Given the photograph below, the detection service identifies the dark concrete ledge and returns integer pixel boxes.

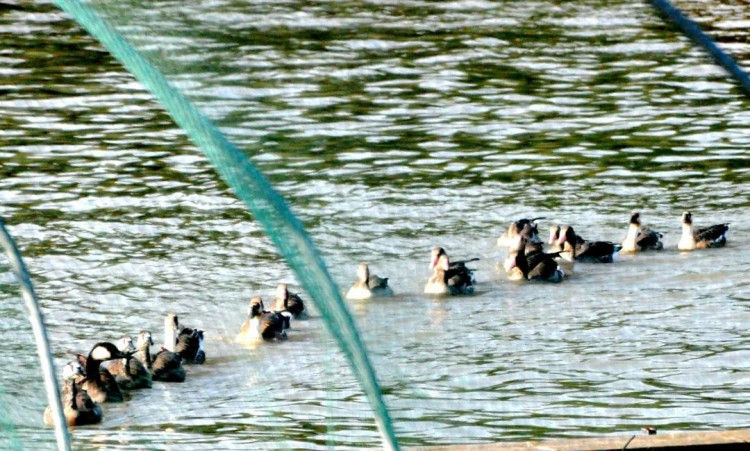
[409,429,750,450]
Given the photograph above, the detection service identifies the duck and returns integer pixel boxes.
[133,330,154,371]
[345,263,394,300]
[549,224,621,264]
[238,296,289,342]
[152,315,187,382]
[173,315,205,364]
[77,342,128,404]
[549,225,577,276]
[106,335,152,390]
[497,216,545,248]
[425,247,476,295]
[272,283,306,320]
[621,211,664,252]
[678,211,729,250]
[44,361,103,427]
[502,235,530,281]
[506,232,565,283]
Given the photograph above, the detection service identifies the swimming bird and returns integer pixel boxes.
[173,316,205,364]
[677,211,729,250]
[549,224,621,264]
[505,233,564,283]
[425,247,476,295]
[497,217,545,248]
[152,315,187,382]
[238,296,289,342]
[345,263,393,300]
[107,335,152,390]
[621,212,664,252]
[273,283,306,320]
[77,342,128,403]
[44,361,102,427]
[503,236,530,281]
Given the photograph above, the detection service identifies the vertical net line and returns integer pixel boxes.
[0,217,71,451]
[51,0,399,448]
[649,0,750,97]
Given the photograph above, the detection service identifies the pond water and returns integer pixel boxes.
[1,0,750,449]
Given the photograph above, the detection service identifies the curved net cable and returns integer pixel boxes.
[51,0,398,449]
[0,217,70,451]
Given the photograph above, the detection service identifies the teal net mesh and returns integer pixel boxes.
[2,0,750,449]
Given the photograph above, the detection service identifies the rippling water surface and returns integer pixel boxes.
[1,0,750,448]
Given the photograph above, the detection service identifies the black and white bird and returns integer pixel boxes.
[106,335,152,390]
[77,342,128,404]
[425,247,477,295]
[677,211,729,250]
[273,283,306,320]
[238,296,289,342]
[621,212,664,252]
[152,315,187,382]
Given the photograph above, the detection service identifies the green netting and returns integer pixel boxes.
[49,0,397,449]
[0,219,69,450]
[4,0,750,449]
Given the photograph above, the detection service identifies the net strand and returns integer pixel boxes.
[0,217,71,451]
[649,0,750,97]
[51,0,399,448]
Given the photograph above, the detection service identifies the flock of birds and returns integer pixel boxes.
[373,210,729,296]
[43,210,729,428]
[44,285,305,427]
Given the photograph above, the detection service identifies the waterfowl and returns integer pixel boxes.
[525,244,565,282]
[77,342,128,404]
[345,263,393,300]
[107,335,152,390]
[503,236,530,281]
[621,211,664,252]
[425,247,476,295]
[549,224,621,263]
[678,211,729,250]
[152,315,187,382]
[505,228,564,283]
[238,296,289,342]
[44,361,102,427]
[497,217,545,248]
[173,316,206,364]
[130,331,162,380]
[550,225,577,275]
[273,283,306,320]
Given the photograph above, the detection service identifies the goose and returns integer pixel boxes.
[503,235,530,281]
[505,228,564,283]
[273,283,306,320]
[152,315,187,382]
[345,263,393,300]
[425,247,476,295]
[44,361,102,427]
[621,212,664,252]
[107,335,152,390]
[238,296,289,342]
[77,342,128,404]
[174,317,205,365]
[497,217,545,248]
[678,211,729,250]
[549,224,621,263]
[551,225,577,276]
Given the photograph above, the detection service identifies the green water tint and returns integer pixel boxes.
[0,385,23,451]
[51,0,399,449]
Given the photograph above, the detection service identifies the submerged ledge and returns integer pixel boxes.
[409,429,750,450]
